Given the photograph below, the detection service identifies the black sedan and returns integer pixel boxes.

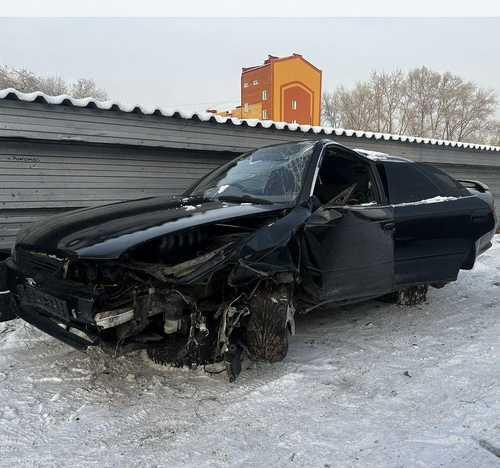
[0,140,496,380]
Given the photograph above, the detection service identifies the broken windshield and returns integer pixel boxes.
[189,142,315,204]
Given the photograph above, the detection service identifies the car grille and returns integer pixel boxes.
[16,248,64,278]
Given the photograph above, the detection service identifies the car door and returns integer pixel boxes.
[391,201,472,286]
[379,161,473,286]
[304,205,395,303]
[302,145,395,304]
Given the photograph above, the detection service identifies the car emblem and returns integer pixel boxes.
[26,277,37,288]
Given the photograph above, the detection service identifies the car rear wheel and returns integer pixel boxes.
[244,285,292,362]
[379,285,429,306]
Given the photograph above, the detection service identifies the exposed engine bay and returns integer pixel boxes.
[9,211,298,382]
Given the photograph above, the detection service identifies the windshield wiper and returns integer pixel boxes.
[216,195,274,205]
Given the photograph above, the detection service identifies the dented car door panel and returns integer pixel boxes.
[303,205,394,304]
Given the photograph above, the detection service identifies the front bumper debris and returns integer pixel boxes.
[2,257,98,351]
[9,298,97,350]
[0,260,16,322]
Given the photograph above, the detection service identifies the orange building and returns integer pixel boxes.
[238,54,322,125]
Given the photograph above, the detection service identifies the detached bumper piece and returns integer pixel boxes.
[12,301,98,351]
[0,261,16,322]
[2,258,98,351]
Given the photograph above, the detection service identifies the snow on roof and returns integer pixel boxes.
[354,148,390,161]
[1,88,499,153]
[354,148,412,163]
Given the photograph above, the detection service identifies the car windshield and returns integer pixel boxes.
[189,142,315,204]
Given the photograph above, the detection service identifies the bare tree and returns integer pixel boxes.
[337,83,375,130]
[405,67,441,137]
[489,121,500,145]
[322,91,342,127]
[454,87,496,141]
[70,78,108,100]
[322,66,499,145]
[39,76,68,96]
[1,67,40,93]
[0,65,108,100]
[368,70,406,133]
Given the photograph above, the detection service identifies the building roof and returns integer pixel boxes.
[242,53,322,75]
[1,88,499,153]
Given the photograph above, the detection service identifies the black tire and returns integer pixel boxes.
[396,285,429,305]
[244,285,290,363]
[147,330,215,367]
[147,334,187,366]
[378,285,429,306]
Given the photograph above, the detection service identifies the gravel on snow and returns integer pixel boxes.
[1,237,499,467]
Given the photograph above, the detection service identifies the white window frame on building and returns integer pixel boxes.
[253,80,259,85]
[262,109,268,120]
[244,103,249,113]
[243,82,249,88]
[291,99,298,110]
[262,89,268,101]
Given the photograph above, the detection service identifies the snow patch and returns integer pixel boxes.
[355,148,390,161]
[216,185,229,194]
[393,196,458,207]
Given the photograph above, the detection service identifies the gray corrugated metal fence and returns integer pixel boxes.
[0,96,498,251]
[0,140,234,249]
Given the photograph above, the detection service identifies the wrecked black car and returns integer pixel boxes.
[0,140,497,380]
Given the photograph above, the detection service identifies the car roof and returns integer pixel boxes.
[313,139,413,163]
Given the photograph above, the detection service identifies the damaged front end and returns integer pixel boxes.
[6,207,303,380]
[5,141,321,380]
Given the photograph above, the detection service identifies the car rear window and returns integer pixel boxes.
[379,161,444,204]
[415,164,470,197]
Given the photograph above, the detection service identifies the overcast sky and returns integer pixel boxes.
[0,18,499,112]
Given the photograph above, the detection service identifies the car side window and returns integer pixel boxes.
[381,161,445,204]
[313,149,378,206]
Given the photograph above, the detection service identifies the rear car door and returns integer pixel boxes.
[302,145,394,304]
[377,161,473,287]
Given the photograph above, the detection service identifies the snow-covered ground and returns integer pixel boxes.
[1,238,499,467]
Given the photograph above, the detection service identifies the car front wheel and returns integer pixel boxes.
[244,284,292,363]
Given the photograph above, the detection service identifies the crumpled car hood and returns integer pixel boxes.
[15,196,287,259]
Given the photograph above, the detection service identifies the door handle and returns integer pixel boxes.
[382,222,395,231]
